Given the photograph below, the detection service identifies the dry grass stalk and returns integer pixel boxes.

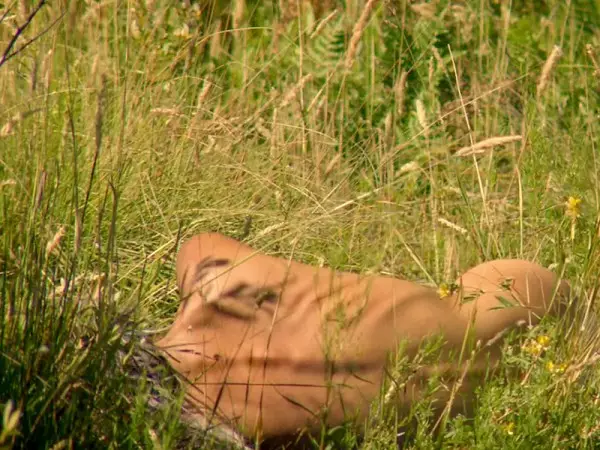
[18,0,29,22]
[345,0,379,70]
[585,44,600,79]
[443,237,457,281]
[209,19,223,59]
[233,0,246,30]
[1,110,41,138]
[74,210,82,254]
[187,79,214,140]
[280,73,313,108]
[150,108,184,117]
[68,0,80,30]
[398,161,420,174]
[30,56,38,94]
[7,70,17,100]
[394,70,408,117]
[270,107,280,157]
[415,99,428,137]
[0,180,17,188]
[255,118,271,139]
[437,217,468,235]
[537,45,562,98]
[196,79,213,113]
[46,226,66,256]
[130,17,141,40]
[60,111,70,150]
[455,135,522,157]
[256,222,286,238]
[383,111,393,146]
[410,2,436,19]
[324,153,342,177]
[0,115,18,138]
[310,8,339,39]
[432,46,445,70]
[90,53,100,85]
[428,57,435,87]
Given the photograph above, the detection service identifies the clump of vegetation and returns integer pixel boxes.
[1,0,600,448]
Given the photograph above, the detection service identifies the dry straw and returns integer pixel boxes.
[455,135,522,157]
[1,110,42,138]
[197,79,213,112]
[585,44,600,79]
[0,114,18,138]
[18,0,28,22]
[537,45,562,98]
[415,99,428,137]
[280,73,313,108]
[0,180,16,188]
[383,111,393,145]
[394,70,408,117]
[29,56,38,94]
[431,46,445,71]
[437,218,468,235]
[398,161,420,174]
[324,153,342,177]
[310,8,340,39]
[46,226,66,256]
[41,49,53,92]
[187,79,214,141]
[150,107,184,117]
[410,2,436,19]
[345,0,378,70]
[233,0,245,30]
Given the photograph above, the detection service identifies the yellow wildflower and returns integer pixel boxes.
[522,336,550,356]
[537,335,550,347]
[438,282,459,299]
[438,283,451,298]
[504,422,515,436]
[546,361,567,374]
[522,340,543,356]
[565,196,582,219]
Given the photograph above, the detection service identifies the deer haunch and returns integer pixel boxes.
[155,232,570,444]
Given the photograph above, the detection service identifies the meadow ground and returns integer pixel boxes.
[1,0,600,448]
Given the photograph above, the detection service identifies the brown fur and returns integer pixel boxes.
[156,232,570,444]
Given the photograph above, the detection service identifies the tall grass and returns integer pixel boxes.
[1,0,600,448]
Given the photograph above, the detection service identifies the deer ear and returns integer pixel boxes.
[177,265,197,300]
[178,258,260,321]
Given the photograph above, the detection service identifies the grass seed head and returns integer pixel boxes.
[537,45,562,98]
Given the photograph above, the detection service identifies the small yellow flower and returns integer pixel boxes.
[437,282,458,299]
[546,361,567,374]
[537,335,550,347]
[504,422,515,435]
[565,196,582,219]
[438,283,451,298]
[522,336,550,356]
[522,341,543,356]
